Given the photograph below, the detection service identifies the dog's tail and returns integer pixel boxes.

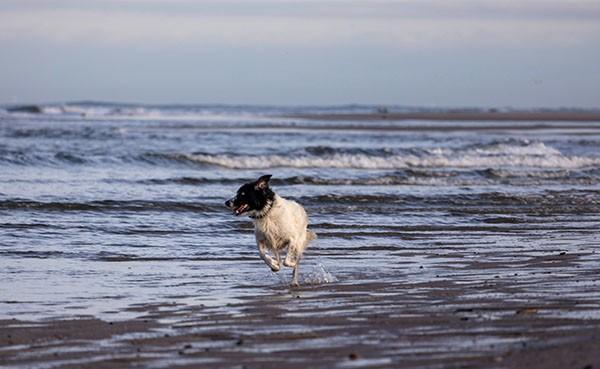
[306,230,317,242]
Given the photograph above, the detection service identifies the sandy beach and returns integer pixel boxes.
[3,271,600,369]
[287,111,600,122]
[287,110,600,122]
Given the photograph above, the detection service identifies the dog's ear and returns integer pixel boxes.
[255,174,272,190]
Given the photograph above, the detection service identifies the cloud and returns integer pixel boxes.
[0,1,599,48]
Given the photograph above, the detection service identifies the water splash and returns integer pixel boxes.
[303,263,338,285]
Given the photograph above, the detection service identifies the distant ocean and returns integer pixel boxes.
[1,101,600,320]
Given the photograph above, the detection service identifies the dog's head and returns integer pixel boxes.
[225,174,275,217]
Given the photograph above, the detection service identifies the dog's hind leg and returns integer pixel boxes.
[284,237,303,268]
[291,261,300,287]
[258,240,280,272]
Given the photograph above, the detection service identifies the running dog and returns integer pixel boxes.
[225,175,316,286]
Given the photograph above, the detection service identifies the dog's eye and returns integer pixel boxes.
[240,192,245,196]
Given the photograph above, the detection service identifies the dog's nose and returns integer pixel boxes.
[225,200,232,208]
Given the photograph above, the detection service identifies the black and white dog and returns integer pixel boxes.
[225,175,316,286]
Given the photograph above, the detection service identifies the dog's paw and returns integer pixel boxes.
[283,259,297,267]
[270,264,280,272]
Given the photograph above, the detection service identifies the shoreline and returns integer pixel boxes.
[286,111,600,122]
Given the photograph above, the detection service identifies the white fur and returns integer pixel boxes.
[252,194,316,286]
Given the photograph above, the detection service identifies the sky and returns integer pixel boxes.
[1,0,599,108]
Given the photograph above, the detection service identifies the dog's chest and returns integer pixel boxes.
[254,202,300,250]
[254,215,290,250]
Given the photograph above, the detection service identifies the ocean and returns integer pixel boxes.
[1,102,600,324]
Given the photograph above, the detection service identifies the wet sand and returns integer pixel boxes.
[287,111,600,122]
[3,264,600,369]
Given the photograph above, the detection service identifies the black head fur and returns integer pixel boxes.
[225,175,275,217]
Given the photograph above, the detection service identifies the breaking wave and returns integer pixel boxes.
[185,142,600,170]
[2,102,276,120]
[3,102,394,120]
[4,141,598,174]
[1,101,464,119]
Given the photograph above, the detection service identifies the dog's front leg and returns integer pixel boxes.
[274,249,281,268]
[258,240,280,272]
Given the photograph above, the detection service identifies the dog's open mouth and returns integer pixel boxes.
[234,204,249,216]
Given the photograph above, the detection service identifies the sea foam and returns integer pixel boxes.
[187,142,600,170]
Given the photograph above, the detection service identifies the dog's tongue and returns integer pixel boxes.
[234,204,248,215]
